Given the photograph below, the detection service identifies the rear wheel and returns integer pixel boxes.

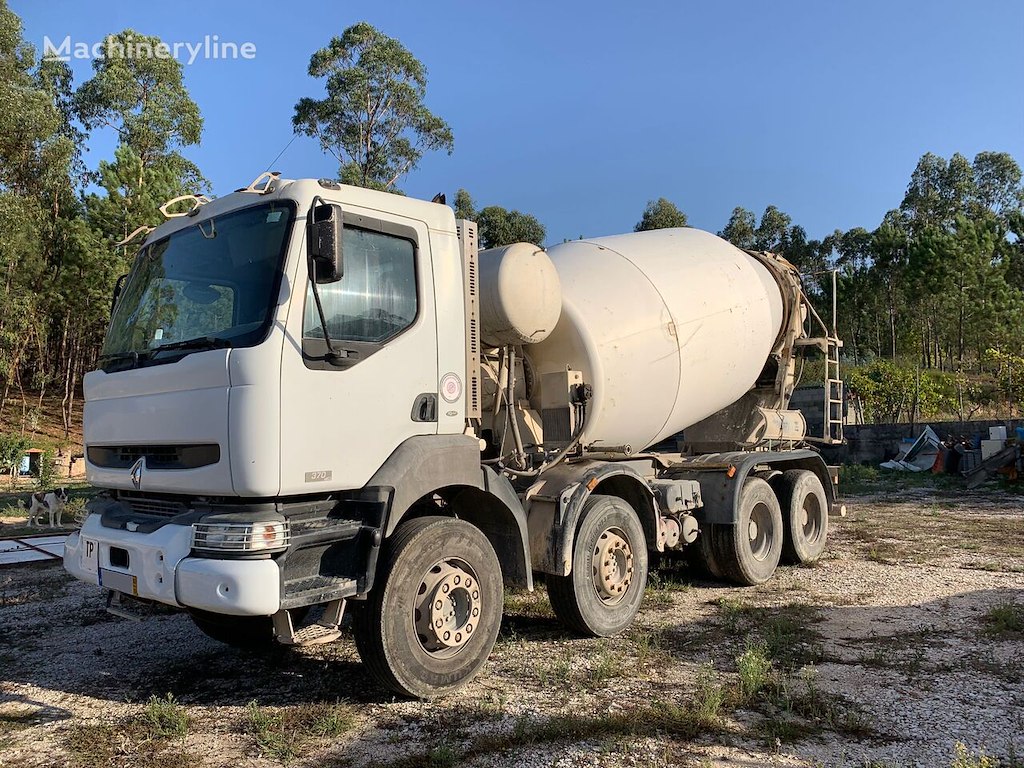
[351,516,503,699]
[771,469,829,564]
[712,477,783,586]
[689,523,724,580]
[547,495,648,637]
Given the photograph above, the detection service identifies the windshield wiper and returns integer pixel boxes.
[151,336,233,356]
[98,351,142,369]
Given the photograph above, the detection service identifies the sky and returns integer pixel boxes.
[13,0,1024,245]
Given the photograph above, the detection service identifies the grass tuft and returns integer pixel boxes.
[981,602,1023,637]
[246,700,357,763]
[142,694,189,739]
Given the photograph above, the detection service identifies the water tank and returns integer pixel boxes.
[525,228,785,451]
[478,243,562,347]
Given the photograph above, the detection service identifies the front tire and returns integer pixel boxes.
[771,469,829,564]
[351,516,503,699]
[547,495,649,637]
[711,477,783,586]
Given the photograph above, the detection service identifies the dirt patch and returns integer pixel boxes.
[1,485,1022,767]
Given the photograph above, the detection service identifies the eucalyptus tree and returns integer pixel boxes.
[634,198,687,231]
[294,22,453,191]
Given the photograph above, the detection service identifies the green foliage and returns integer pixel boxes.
[845,361,965,423]
[984,348,1024,413]
[0,433,28,487]
[981,602,1023,636]
[34,447,55,489]
[719,206,756,249]
[634,197,687,231]
[246,701,357,762]
[453,188,476,221]
[737,642,773,702]
[950,742,1000,768]
[451,188,546,248]
[293,22,453,190]
[142,694,189,739]
[74,30,202,164]
[476,205,546,248]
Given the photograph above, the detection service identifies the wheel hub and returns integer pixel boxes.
[748,502,773,561]
[414,559,480,655]
[801,495,822,541]
[593,528,634,604]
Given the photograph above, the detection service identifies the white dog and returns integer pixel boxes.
[26,488,68,528]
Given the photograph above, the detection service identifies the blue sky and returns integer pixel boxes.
[14,0,1024,245]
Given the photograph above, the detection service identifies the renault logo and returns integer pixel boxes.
[130,457,146,490]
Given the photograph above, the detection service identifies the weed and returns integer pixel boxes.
[246,700,356,763]
[63,720,193,768]
[857,647,889,668]
[142,694,189,739]
[373,694,726,767]
[630,627,668,667]
[950,741,999,768]
[588,642,620,684]
[737,642,773,703]
[716,596,747,633]
[691,664,725,725]
[503,586,555,619]
[981,602,1024,637]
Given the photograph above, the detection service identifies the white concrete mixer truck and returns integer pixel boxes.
[64,174,844,698]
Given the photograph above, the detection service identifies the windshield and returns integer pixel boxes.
[101,201,295,370]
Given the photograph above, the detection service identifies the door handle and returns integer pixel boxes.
[411,393,437,422]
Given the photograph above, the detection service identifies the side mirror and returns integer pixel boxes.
[307,203,343,284]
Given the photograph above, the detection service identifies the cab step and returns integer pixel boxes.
[272,599,345,646]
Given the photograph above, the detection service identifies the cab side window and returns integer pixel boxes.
[303,227,417,343]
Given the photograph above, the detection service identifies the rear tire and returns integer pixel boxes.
[547,495,648,637]
[689,523,724,580]
[711,477,783,586]
[771,469,829,564]
[351,516,503,699]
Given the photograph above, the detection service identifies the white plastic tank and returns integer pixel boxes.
[478,243,562,347]
[526,228,785,451]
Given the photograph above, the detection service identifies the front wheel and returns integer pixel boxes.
[547,495,649,637]
[351,516,503,699]
[711,477,783,586]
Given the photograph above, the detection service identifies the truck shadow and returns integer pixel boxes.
[2,564,1022,717]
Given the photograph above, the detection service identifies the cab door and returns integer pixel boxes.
[279,207,437,495]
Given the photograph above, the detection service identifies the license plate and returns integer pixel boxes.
[99,568,138,597]
[80,537,99,574]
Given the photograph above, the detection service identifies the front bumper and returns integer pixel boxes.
[64,515,281,616]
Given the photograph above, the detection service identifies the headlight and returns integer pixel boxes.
[191,520,290,554]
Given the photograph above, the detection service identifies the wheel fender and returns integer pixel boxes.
[525,462,657,576]
[372,435,484,536]
[679,450,835,526]
[369,435,532,589]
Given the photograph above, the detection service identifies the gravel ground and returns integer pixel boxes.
[1,482,1022,768]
